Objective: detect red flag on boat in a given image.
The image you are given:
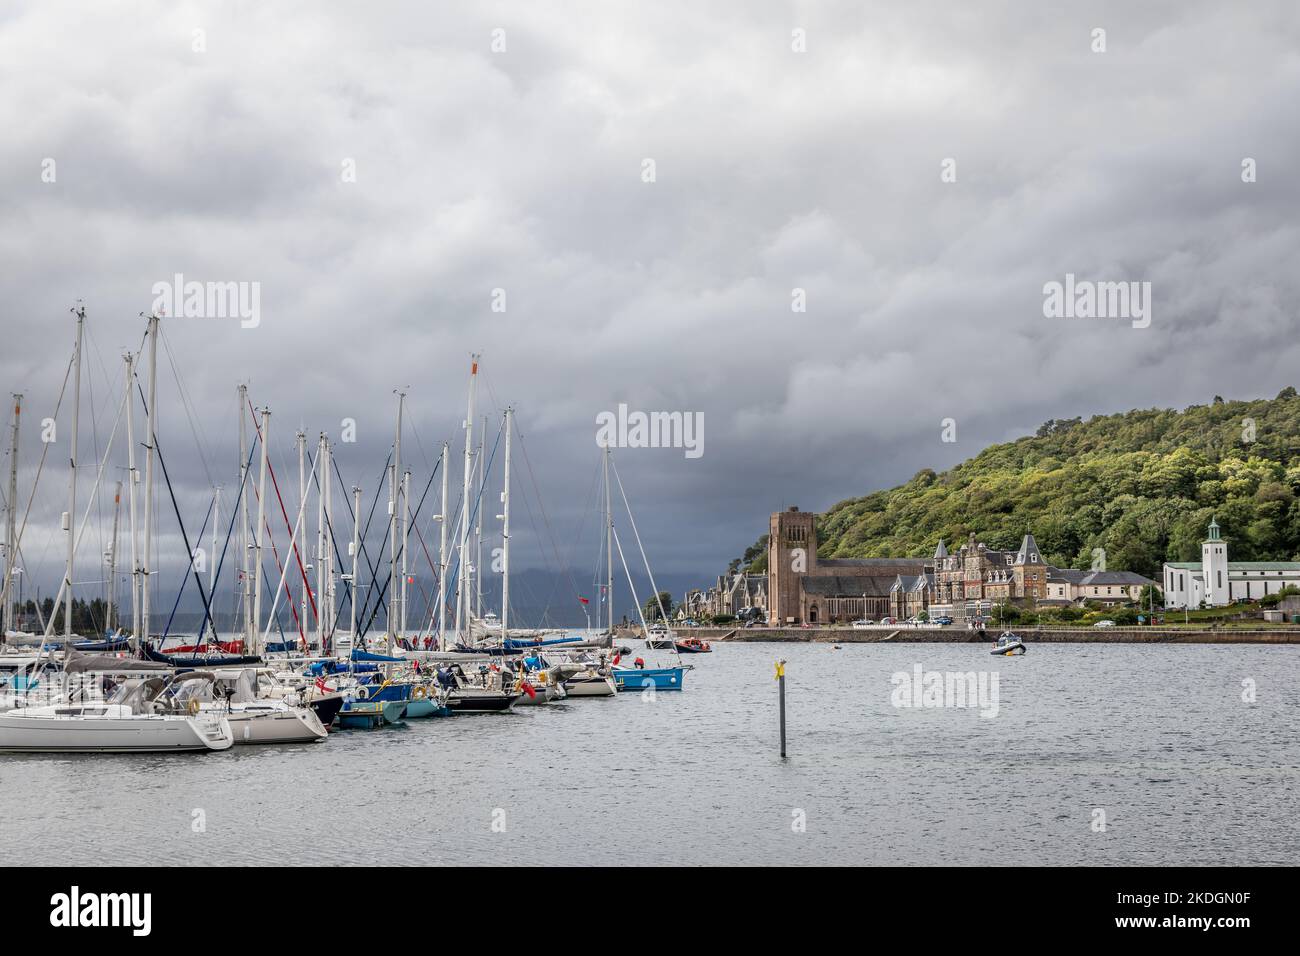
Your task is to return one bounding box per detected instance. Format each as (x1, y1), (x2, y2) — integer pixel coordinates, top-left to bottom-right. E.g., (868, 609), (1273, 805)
(519, 680), (537, 700)
(315, 677), (327, 693)
(578, 596), (589, 604)
(612, 654), (621, 666)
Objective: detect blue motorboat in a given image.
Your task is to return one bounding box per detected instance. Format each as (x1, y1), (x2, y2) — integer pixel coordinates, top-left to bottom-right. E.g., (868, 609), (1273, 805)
(612, 666), (685, 692)
(336, 699), (405, 729)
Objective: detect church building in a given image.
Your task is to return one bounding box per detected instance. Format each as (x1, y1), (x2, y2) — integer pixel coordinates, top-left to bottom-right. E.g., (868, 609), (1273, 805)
(1162, 518), (1300, 608)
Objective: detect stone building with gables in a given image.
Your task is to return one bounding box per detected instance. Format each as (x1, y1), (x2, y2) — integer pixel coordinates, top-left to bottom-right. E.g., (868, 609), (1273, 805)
(767, 507), (1155, 625)
(767, 506), (926, 624)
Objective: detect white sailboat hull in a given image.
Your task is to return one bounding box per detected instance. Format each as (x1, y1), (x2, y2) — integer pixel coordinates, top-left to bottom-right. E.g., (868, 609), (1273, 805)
(0, 706), (234, 752)
(222, 705), (328, 744)
(562, 675), (617, 697)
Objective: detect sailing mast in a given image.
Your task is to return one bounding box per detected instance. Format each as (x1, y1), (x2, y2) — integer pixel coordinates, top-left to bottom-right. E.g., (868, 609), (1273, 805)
(604, 446), (613, 634)
(437, 440), (448, 650)
(475, 414), (485, 621)
(107, 480), (122, 633)
(140, 312), (159, 643)
(63, 305), (85, 642)
(251, 406), (270, 656)
(208, 486), (219, 640)
(388, 391), (404, 655)
(298, 430), (309, 650)
(124, 355), (140, 642)
(2, 393), (20, 637)
(348, 484), (361, 646)
(324, 435), (335, 647)
(499, 407), (512, 639)
(237, 384), (251, 648)
(316, 432), (326, 651)
(454, 355), (478, 642)
(400, 468), (410, 641)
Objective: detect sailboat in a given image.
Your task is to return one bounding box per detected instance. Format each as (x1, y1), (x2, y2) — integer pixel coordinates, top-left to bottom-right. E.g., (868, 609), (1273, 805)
(595, 447), (687, 692)
(0, 671), (234, 753)
(182, 669), (328, 744)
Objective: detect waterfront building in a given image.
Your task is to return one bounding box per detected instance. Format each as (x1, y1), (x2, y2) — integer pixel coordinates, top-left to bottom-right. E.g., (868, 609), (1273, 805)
(1162, 518), (1300, 608)
(765, 507), (1156, 625)
(767, 507), (926, 624)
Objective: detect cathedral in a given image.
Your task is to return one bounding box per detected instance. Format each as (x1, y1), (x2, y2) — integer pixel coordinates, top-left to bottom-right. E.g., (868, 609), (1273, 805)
(767, 507), (1152, 624)
(767, 507), (927, 624)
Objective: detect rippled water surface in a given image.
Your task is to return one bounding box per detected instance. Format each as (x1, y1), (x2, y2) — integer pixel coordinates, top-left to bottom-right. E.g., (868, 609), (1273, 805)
(2, 642), (1297, 865)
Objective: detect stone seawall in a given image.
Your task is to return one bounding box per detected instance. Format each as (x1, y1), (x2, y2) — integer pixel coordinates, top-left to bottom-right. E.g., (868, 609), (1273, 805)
(663, 626), (1300, 645)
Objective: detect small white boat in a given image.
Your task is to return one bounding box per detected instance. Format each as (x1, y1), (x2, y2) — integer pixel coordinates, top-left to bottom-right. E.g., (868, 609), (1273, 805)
(0, 675), (234, 753)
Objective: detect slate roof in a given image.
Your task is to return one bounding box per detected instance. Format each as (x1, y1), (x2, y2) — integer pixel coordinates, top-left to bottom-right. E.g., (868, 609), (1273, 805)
(803, 575), (897, 597)
(1047, 568), (1087, 583)
(1079, 571), (1155, 586)
(1015, 533), (1043, 565)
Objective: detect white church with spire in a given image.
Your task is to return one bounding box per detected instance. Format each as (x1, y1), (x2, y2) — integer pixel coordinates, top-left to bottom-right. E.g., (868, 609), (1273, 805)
(1162, 518), (1300, 609)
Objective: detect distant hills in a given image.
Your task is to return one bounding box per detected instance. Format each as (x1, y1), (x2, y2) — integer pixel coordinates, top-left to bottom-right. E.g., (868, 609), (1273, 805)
(744, 389), (1300, 581)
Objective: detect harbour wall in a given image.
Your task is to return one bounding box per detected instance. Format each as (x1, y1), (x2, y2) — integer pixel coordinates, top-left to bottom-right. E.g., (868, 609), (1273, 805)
(660, 626), (1300, 645)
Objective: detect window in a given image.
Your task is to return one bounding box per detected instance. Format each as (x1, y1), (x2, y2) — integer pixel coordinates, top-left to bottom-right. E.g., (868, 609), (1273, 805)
(1217, 570), (1223, 590)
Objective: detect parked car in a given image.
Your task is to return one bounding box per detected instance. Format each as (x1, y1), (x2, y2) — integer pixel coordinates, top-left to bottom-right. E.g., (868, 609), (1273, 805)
(933, 616), (954, 626)
(850, 619), (875, 629)
(1093, 619), (1116, 628)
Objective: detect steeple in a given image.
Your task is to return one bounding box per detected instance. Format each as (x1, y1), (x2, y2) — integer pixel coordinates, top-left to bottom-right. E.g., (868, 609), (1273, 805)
(1015, 532), (1042, 565)
(933, 538), (948, 560)
(1205, 517), (1221, 541)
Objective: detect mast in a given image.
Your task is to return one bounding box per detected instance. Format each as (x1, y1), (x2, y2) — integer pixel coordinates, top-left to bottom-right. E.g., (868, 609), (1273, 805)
(401, 468), (410, 641)
(316, 432), (326, 651)
(298, 430), (308, 650)
(388, 391), (404, 655)
(140, 313), (159, 643)
(604, 446), (613, 634)
(455, 355), (479, 641)
(499, 407), (512, 638)
(237, 384), (251, 647)
(437, 441), (449, 650)
(107, 480), (122, 632)
(207, 486), (219, 640)
(124, 354), (140, 642)
(324, 435), (335, 646)
(64, 305), (85, 641)
(473, 416), (483, 624)
(251, 406), (270, 656)
(2, 393), (20, 636)
(349, 484), (361, 643)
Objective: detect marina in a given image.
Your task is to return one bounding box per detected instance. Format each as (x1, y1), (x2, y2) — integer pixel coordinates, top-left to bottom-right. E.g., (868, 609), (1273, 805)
(0, 313), (695, 762)
(2, 641), (1296, 866)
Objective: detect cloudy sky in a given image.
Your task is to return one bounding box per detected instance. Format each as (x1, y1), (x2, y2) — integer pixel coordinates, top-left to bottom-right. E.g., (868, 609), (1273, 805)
(1, 1), (1298, 617)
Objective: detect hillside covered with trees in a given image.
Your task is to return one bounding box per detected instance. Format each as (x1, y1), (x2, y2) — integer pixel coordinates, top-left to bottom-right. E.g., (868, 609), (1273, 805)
(742, 389), (1300, 580)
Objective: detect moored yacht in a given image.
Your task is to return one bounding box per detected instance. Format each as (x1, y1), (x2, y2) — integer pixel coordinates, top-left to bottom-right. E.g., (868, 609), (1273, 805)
(0, 674), (234, 753)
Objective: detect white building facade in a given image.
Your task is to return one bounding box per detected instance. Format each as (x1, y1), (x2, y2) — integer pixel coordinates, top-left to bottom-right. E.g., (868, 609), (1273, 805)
(1162, 518), (1300, 608)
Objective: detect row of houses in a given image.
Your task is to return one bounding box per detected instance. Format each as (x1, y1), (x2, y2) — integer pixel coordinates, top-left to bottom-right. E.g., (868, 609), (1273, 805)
(680, 572), (767, 621)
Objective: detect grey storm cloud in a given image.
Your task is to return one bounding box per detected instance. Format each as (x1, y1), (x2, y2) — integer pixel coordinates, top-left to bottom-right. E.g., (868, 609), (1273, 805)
(1, 0), (1298, 605)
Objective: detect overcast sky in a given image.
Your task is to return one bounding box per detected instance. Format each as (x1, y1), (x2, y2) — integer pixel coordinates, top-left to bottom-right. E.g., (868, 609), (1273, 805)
(2, 1), (1298, 609)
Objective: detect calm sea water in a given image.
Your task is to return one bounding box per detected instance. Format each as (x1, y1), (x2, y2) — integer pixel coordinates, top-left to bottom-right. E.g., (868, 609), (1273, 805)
(1, 642), (1297, 866)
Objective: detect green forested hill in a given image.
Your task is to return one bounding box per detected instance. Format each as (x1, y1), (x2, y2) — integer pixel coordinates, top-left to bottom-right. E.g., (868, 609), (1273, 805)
(758, 389), (1300, 580)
